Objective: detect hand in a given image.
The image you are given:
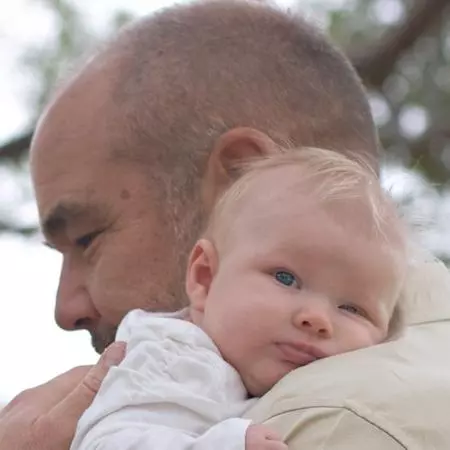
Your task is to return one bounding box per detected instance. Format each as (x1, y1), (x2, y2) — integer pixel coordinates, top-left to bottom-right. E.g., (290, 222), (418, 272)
(0, 341), (126, 450)
(246, 424), (288, 450)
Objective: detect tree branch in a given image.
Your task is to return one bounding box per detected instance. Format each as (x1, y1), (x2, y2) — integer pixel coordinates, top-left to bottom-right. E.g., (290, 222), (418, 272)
(353, 0), (449, 87)
(0, 131), (33, 163)
(0, 1), (448, 162)
(382, 123), (450, 184)
(0, 220), (37, 236)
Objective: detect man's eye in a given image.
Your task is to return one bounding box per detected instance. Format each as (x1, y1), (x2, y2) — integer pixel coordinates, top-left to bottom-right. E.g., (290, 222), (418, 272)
(338, 303), (366, 318)
(75, 231), (100, 250)
(274, 270), (302, 289)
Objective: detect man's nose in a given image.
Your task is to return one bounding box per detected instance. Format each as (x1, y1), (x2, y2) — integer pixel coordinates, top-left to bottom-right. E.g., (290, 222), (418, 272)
(292, 298), (334, 338)
(55, 254), (98, 331)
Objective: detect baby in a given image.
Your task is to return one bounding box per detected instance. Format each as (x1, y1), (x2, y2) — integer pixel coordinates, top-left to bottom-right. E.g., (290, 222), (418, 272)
(71, 148), (407, 450)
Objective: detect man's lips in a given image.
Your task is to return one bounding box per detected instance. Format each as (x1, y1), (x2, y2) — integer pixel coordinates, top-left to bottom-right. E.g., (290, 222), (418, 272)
(276, 341), (327, 367)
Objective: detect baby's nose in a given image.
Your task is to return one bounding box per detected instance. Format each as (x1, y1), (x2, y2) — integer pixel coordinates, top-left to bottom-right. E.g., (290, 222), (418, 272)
(293, 303), (333, 338)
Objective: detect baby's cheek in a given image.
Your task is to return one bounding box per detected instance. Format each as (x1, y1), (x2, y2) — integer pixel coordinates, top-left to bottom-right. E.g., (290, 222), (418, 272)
(352, 325), (383, 349)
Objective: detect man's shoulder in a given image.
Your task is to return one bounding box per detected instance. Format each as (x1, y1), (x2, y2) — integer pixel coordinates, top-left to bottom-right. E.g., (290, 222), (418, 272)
(247, 321), (450, 449)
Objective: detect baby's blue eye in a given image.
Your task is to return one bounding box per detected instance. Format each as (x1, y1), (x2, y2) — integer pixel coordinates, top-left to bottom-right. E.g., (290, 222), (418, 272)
(274, 270), (300, 288)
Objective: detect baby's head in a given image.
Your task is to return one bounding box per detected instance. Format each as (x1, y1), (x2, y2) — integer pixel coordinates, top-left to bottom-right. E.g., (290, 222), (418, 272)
(186, 148), (407, 396)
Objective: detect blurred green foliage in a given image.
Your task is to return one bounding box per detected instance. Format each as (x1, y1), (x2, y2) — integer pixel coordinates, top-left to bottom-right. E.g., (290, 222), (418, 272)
(1, 0), (450, 239)
(321, 0), (450, 185)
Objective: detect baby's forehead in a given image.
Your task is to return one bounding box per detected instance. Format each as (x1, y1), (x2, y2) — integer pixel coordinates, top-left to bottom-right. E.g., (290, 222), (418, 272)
(218, 164), (403, 254)
(231, 167), (361, 223)
(234, 166), (314, 210)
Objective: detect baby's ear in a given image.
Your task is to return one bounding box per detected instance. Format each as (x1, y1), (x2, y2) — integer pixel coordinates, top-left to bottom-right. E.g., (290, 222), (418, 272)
(185, 239), (218, 322)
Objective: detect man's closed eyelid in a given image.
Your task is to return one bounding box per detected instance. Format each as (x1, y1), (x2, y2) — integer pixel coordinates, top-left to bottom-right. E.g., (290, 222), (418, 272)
(75, 230), (102, 249)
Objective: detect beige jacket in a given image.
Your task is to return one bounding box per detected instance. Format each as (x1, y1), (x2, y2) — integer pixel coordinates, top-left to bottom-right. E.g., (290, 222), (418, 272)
(246, 250), (450, 449)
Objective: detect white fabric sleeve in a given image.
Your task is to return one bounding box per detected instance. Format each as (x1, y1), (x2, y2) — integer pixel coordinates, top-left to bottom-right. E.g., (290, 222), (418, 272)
(72, 415), (251, 450)
(70, 310), (253, 450)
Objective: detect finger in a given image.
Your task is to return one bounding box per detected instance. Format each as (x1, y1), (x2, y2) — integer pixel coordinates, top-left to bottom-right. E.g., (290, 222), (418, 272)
(263, 428), (283, 441)
(253, 424), (282, 441)
(47, 341), (126, 426)
(37, 366), (92, 400)
(1, 366), (92, 415)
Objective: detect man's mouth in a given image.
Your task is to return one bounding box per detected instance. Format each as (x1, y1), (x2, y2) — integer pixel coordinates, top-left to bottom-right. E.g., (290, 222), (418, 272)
(90, 326), (118, 354)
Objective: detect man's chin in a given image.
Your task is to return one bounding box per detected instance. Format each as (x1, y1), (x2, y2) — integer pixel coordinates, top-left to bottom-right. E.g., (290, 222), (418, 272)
(91, 326), (118, 354)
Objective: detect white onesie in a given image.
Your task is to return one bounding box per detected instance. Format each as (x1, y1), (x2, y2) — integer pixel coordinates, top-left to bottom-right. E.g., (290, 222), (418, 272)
(71, 309), (256, 450)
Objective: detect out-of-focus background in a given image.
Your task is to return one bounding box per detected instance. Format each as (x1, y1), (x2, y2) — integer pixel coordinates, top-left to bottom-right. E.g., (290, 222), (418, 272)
(1, 0), (449, 404)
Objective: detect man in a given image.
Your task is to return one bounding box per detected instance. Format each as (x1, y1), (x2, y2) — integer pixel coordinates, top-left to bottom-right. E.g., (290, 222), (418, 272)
(1, 1), (449, 449)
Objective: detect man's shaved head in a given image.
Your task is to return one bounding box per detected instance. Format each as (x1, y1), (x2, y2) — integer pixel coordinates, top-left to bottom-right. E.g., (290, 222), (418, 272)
(31, 0), (380, 352)
(99, 0), (377, 189)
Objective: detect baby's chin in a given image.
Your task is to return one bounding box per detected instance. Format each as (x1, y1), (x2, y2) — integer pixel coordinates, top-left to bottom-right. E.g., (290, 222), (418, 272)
(242, 367), (291, 398)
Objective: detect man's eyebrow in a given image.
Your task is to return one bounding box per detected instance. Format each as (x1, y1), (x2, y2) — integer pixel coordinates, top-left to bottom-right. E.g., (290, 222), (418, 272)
(42, 201), (107, 239)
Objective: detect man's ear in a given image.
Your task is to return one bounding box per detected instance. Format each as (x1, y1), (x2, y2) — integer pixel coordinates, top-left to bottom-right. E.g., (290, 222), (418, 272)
(202, 127), (281, 214)
(185, 239), (218, 322)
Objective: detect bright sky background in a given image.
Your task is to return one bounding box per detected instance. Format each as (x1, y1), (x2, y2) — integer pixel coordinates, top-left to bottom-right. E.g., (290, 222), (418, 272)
(1, 0), (342, 405)
(0, 0), (446, 405)
(0, 0), (192, 404)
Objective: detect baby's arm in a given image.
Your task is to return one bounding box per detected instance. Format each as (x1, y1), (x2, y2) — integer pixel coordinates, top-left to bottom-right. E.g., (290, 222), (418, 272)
(246, 424), (288, 450)
(70, 311), (286, 450)
(73, 412), (286, 450)
(69, 354), (267, 450)
(72, 411), (249, 450)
